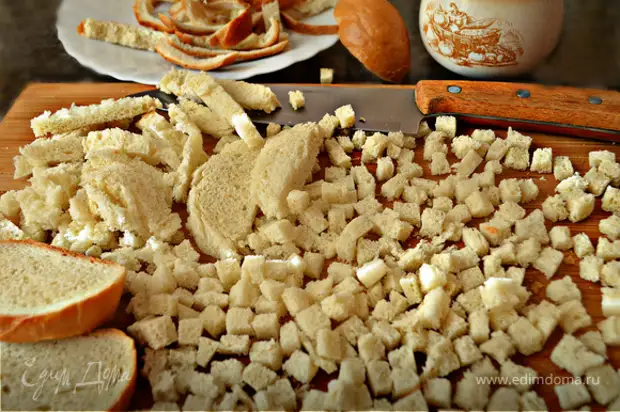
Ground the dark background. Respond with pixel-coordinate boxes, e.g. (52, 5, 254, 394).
(0, 0, 619, 118)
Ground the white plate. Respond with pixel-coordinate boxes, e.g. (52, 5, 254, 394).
(56, 0, 339, 85)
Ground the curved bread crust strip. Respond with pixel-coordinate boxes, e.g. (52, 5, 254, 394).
(0, 328, 136, 411)
(133, 0, 173, 32)
(209, 7, 254, 48)
(77, 18, 165, 51)
(251, 123, 322, 218)
(293, 0, 338, 16)
(30, 95, 162, 137)
(0, 240, 126, 343)
(155, 40, 239, 70)
(167, 35, 289, 63)
(281, 11, 338, 34)
(187, 140, 260, 259)
(176, 18, 280, 50)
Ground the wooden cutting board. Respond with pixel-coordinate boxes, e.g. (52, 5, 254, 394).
(0, 83, 619, 411)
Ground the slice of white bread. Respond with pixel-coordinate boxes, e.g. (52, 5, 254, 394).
(187, 140, 260, 259)
(0, 240, 126, 342)
(252, 123, 322, 218)
(177, 97, 234, 139)
(30, 96, 162, 137)
(77, 18, 165, 51)
(18, 128, 89, 167)
(1, 328, 136, 411)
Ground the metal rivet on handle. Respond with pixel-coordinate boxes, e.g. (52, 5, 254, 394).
(447, 85, 462, 94)
(589, 96, 603, 105)
(516, 89, 531, 98)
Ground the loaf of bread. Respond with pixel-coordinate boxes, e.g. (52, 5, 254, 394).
(334, 0, 411, 82)
(187, 140, 261, 259)
(0, 240, 126, 342)
(252, 123, 322, 219)
(1, 328, 136, 411)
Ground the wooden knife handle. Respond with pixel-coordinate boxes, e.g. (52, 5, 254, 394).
(415, 80, 620, 132)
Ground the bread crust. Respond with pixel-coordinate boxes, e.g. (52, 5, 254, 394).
(281, 11, 338, 35)
(0, 240, 126, 343)
(334, 0, 410, 82)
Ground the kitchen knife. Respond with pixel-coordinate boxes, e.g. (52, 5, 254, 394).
(132, 81, 620, 141)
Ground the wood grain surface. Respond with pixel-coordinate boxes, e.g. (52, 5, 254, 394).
(0, 83, 619, 411)
(415, 80, 620, 135)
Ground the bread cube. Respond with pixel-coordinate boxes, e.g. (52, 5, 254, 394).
(589, 150, 616, 168)
(380, 173, 407, 201)
(602, 186, 620, 214)
(419, 208, 446, 238)
(457, 149, 483, 177)
(600, 215, 620, 240)
(435, 115, 457, 138)
(580, 255, 603, 282)
(149, 294, 179, 316)
(242, 362, 278, 392)
(463, 190, 493, 218)
(281, 287, 313, 316)
(570, 233, 594, 259)
(546, 276, 581, 303)
(504, 146, 530, 170)
(319, 67, 334, 84)
(598, 316, 620, 345)
(418, 287, 451, 329)
(541, 193, 569, 222)
(283, 350, 318, 383)
(350, 130, 367, 151)
(295, 304, 331, 338)
(487, 387, 521, 412)
(200, 305, 226, 338)
(454, 335, 483, 366)
(218, 334, 250, 355)
(602, 261, 620, 288)
(485, 138, 509, 162)
(337, 135, 354, 153)
(252, 313, 279, 339)
(498, 178, 521, 203)
(229, 278, 259, 308)
(489, 308, 519, 332)
(211, 358, 244, 387)
(602, 287, 620, 317)
(506, 317, 543, 355)
(452, 135, 481, 159)
(583, 364, 619, 405)
(423, 132, 448, 161)
(259, 279, 286, 303)
(265, 122, 282, 137)
(366, 360, 392, 396)
(177, 318, 203, 346)
(392, 202, 421, 227)
(129, 315, 178, 350)
(321, 292, 355, 322)
(533, 247, 563, 279)
(335, 104, 355, 128)
(554, 156, 574, 181)
(415, 263, 446, 293)
(455, 177, 480, 202)
(196, 336, 218, 367)
(372, 157, 394, 182)
(480, 216, 512, 246)
(585, 167, 611, 196)
(500, 360, 537, 393)
(479, 277, 524, 311)
(548, 227, 572, 252)
(462, 227, 490, 257)
(479, 331, 515, 364)
(325, 139, 352, 169)
(391, 367, 420, 399)
(577, 331, 607, 358)
(430, 152, 450, 175)
(555, 383, 592, 410)
(454, 372, 491, 410)
(361, 132, 389, 162)
(358, 333, 386, 363)
(423, 336, 461, 378)
(250, 339, 283, 370)
(287, 89, 306, 111)
(457, 288, 484, 315)
(567, 193, 595, 222)
(530, 148, 552, 173)
(287, 190, 310, 215)
(421, 378, 451, 409)
(559, 300, 592, 334)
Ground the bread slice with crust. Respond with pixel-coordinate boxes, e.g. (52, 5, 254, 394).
(187, 140, 260, 259)
(0, 328, 136, 411)
(0, 240, 126, 343)
(251, 122, 322, 219)
(30, 96, 162, 137)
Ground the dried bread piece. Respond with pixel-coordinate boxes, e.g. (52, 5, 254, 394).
(155, 40, 239, 70)
(176, 97, 234, 138)
(135, 111, 187, 154)
(252, 123, 322, 218)
(160, 69, 281, 113)
(0, 240, 126, 342)
(82, 153, 181, 241)
(30, 96, 162, 137)
(77, 18, 165, 51)
(188, 140, 260, 259)
(133, 0, 172, 32)
(281, 12, 338, 35)
(0, 328, 136, 410)
(18, 128, 89, 167)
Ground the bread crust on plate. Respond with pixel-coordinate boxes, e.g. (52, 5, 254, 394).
(0, 239, 126, 343)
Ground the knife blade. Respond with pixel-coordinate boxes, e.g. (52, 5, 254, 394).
(131, 81, 620, 141)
